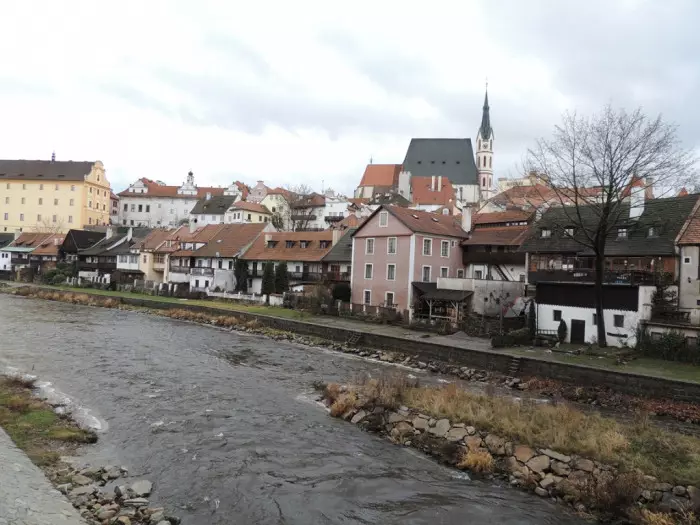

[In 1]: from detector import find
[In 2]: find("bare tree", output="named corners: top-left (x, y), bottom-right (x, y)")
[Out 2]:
top-left (33, 217), bottom-right (66, 233)
top-left (527, 105), bottom-right (696, 347)
top-left (273, 183), bottom-right (316, 231)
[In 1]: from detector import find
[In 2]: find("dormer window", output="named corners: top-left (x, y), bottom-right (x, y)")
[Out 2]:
top-left (267, 241), bottom-right (277, 248)
top-left (300, 240), bottom-right (310, 248)
top-left (320, 240), bottom-right (331, 249)
top-left (285, 240), bottom-right (296, 248)
top-left (565, 227), bottom-right (575, 237)
top-left (648, 227), bottom-right (657, 237)
top-left (540, 228), bottom-right (551, 238)
top-left (617, 228), bottom-right (627, 239)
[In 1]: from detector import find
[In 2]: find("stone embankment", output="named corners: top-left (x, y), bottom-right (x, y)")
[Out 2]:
top-left (320, 391), bottom-right (700, 523)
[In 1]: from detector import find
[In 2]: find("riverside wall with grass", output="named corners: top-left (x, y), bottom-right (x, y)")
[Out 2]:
top-left (321, 377), bottom-right (700, 525)
top-left (6, 285), bottom-right (700, 403)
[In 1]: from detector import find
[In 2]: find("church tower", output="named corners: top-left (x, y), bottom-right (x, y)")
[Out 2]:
top-left (476, 87), bottom-right (494, 200)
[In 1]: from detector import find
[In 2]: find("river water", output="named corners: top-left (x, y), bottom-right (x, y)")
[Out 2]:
top-left (0, 295), bottom-right (585, 524)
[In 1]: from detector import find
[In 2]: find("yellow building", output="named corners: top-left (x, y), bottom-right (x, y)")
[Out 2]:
top-left (0, 159), bottom-right (112, 233)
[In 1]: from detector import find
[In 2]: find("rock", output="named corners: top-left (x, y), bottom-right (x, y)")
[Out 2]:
top-left (123, 498), bottom-right (150, 507)
top-left (573, 458), bottom-right (594, 472)
top-left (391, 421), bottom-right (414, 438)
top-left (130, 480), bottom-right (153, 497)
top-left (641, 490), bottom-right (653, 501)
top-left (504, 442), bottom-right (514, 457)
top-left (388, 412), bottom-right (409, 424)
top-left (550, 460), bottom-right (571, 476)
top-left (484, 434), bottom-right (506, 455)
top-left (117, 517), bottom-right (132, 525)
top-left (659, 492), bottom-right (685, 513)
top-left (165, 516), bottom-right (182, 525)
top-left (540, 474), bottom-right (562, 490)
top-left (526, 455), bottom-right (551, 474)
top-left (539, 449), bottom-right (571, 463)
top-left (56, 483), bottom-right (71, 494)
top-left (428, 419), bottom-right (451, 437)
top-left (465, 436), bottom-right (483, 451)
top-left (80, 466), bottom-right (103, 478)
top-left (687, 486), bottom-right (700, 512)
top-left (535, 487), bottom-right (549, 497)
top-left (568, 470), bottom-right (590, 487)
top-left (156, 522), bottom-right (171, 525)
top-left (96, 509), bottom-right (117, 520)
top-left (115, 485), bottom-right (128, 497)
top-left (118, 508), bottom-right (137, 518)
top-left (505, 456), bottom-right (529, 476)
top-left (72, 474), bottom-right (93, 486)
top-left (412, 417), bottom-right (429, 431)
top-left (350, 410), bottom-right (367, 424)
top-left (452, 423), bottom-right (465, 428)
top-left (445, 427), bottom-right (468, 442)
top-left (673, 485), bottom-right (687, 497)
top-left (149, 510), bottom-right (165, 523)
top-left (653, 482), bottom-right (673, 492)
top-left (466, 426), bottom-right (476, 436)
top-left (513, 445), bottom-right (535, 463)
top-left (70, 485), bottom-right (96, 497)
top-left (105, 467), bottom-right (122, 480)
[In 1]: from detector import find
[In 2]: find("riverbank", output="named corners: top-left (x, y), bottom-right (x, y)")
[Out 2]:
top-left (319, 376), bottom-right (700, 524)
top-left (0, 374), bottom-right (181, 525)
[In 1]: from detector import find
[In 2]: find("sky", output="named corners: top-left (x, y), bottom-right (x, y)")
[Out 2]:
top-left (0, 0), bottom-right (698, 196)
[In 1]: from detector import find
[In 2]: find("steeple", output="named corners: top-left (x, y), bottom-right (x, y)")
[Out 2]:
top-left (475, 84), bottom-right (495, 202)
top-left (479, 86), bottom-right (492, 140)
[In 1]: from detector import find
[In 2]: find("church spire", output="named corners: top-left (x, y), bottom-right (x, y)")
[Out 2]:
top-left (479, 85), bottom-right (492, 140)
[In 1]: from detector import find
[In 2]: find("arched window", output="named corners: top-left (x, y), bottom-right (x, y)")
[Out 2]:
top-left (478, 140), bottom-right (482, 149)
top-left (482, 177), bottom-right (486, 187)
top-left (489, 157), bottom-right (492, 168)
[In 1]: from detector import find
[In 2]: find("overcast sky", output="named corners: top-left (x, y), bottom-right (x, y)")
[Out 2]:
top-left (0, 0), bottom-right (698, 195)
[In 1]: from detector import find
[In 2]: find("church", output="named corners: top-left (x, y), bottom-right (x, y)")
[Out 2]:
top-left (354, 88), bottom-right (495, 209)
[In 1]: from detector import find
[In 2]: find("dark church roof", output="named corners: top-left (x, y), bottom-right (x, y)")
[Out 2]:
top-left (479, 89), bottom-right (493, 140)
top-left (402, 138), bottom-right (479, 186)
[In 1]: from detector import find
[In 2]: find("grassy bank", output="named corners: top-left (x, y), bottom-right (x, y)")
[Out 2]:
top-left (0, 376), bottom-right (97, 465)
top-left (327, 375), bottom-right (700, 487)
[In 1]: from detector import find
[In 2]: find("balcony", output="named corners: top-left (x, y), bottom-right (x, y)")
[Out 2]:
top-left (169, 264), bottom-right (190, 274)
top-left (290, 214), bottom-right (317, 221)
top-left (288, 271), bottom-right (323, 282)
top-left (462, 251), bottom-right (525, 265)
top-left (324, 215), bottom-right (344, 223)
top-left (529, 269), bottom-right (661, 286)
top-left (323, 271), bottom-right (350, 281)
top-left (78, 259), bottom-right (116, 272)
top-left (190, 267), bottom-right (214, 276)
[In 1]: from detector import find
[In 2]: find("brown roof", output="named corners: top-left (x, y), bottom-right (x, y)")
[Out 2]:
top-left (0, 160), bottom-right (94, 181)
top-left (110, 192), bottom-right (119, 200)
top-left (677, 196), bottom-right (700, 245)
top-left (117, 178), bottom-right (225, 199)
top-left (358, 164), bottom-right (402, 187)
top-left (166, 225), bottom-right (229, 255)
top-left (411, 176), bottom-right (456, 206)
top-left (462, 226), bottom-right (530, 246)
top-left (191, 224), bottom-right (268, 258)
top-left (348, 198), bottom-right (369, 207)
top-left (292, 193), bottom-right (325, 208)
top-left (266, 187), bottom-right (296, 201)
top-left (137, 228), bottom-right (175, 251)
top-left (330, 214), bottom-right (362, 230)
top-left (32, 234), bottom-right (67, 256)
top-left (365, 205), bottom-right (468, 238)
top-left (473, 210), bottom-right (533, 225)
top-left (8, 232), bottom-right (50, 248)
top-left (242, 231), bottom-right (335, 262)
top-left (231, 201), bottom-right (271, 214)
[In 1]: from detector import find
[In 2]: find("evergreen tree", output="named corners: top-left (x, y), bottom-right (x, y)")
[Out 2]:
top-left (261, 262), bottom-right (276, 297)
top-left (274, 262), bottom-right (289, 294)
top-left (527, 301), bottom-right (536, 338)
top-left (234, 259), bottom-right (249, 292)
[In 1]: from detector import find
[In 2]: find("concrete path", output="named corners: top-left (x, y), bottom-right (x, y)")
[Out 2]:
top-left (0, 428), bottom-right (83, 524)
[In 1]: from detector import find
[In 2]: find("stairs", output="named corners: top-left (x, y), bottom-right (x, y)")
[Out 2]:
top-left (346, 332), bottom-right (363, 346)
top-left (508, 356), bottom-right (521, 376)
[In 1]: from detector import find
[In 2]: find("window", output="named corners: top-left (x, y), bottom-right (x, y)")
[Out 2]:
top-left (228, 260), bottom-right (233, 270)
top-left (138, 204), bottom-right (143, 212)
top-left (21, 197), bottom-right (25, 204)
top-left (285, 240), bottom-right (296, 248)
top-left (247, 214), bottom-right (251, 221)
top-left (565, 227), bottom-right (575, 237)
top-left (684, 256), bottom-right (692, 264)
top-left (457, 269), bottom-right (465, 278)
top-left (37, 214), bottom-right (41, 221)
top-left (195, 279), bottom-right (200, 288)
top-left (39, 184), bottom-right (43, 190)
top-left (123, 203), bottom-right (128, 212)
top-left (88, 200), bottom-right (92, 209)
top-left (387, 264), bottom-right (396, 280)
top-left (88, 217), bottom-right (92, 224)
top-left (474, 270), bottom-right (483, 279)
top-left (387, 237), bottom-right (397, 254)
top-left (592, 313), bottom-right (597, 325)
top-left (422, 266), bottom-right (431, 282)
top-left (70, 185), bottom-right (75, 191)
top-left (68, 216), bottom-right (73, 223)
top-left (22, 183), bottom-right (26, 190)
top-left (648, 227), bottom-right (656, 237)
top-left (103, 204), bottom-right (106, 211)
top-left (363, 290), bottom-right (371, 305)
top-left (89, 187), bottom-right (92, 194)
top-left (2, 213), bottom-right (7, 220)
top-left (300, 240), bottom-right (309, 248)
top-left (55, 184), bottom-right (59, 190)
top-left (130, 220), bottom-right (134, 226)
top-left (540, 228), bottom-right (551, 238)
top-left (441, 240), bottom-right (449, 257)
top-left (20, 213), bottom-right (24, 221)
top-left (423, 238), bottom-right (432, 256)
top-left (385, 292), bottom-right (395, 307)
top-left (146, 205), bottom-right (150, 213)
top-left (614, 314), bottom-right (624, 328)
top-left (4, 197), bottom-right (8, 204)
top-left (379, 211), bottom-right (388, 227)
top-left (365, 238), bottom-right (375, 255)
top-left (617, 228), bottom-right (627, 238)
top-left (364, 263), bottom-right (373, 279)
top-left (553, 310), bottom-right (562, 321)
top-left (69, 199), bottom-right (74, 206)
top-left (440, 267), bottom-right (449, 278)
top-left (131, 204), bottom-right (135, 212)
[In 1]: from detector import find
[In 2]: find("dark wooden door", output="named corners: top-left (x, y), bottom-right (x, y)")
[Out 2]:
top-left (570, 319), bottom-right (586, 344)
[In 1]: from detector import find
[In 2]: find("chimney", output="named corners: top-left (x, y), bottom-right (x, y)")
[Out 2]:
top-left (105, 227), bottom-right (113, 240)
top-left (127, 227), bottom-right (133, 241)
top-left (189, 219), bottom-right (197, 233)
top-left (461, 205), bottom-right (472, 233)
top-left (437, 176), bottom-right (442, 192)
top-left (644, 176), bottom-right (654, 200)
top-left (332, 228), bottom-right (342, 246)
top-left (205, 192), bottom-right (212, 201)
top-left (431, 175), bottom-right (436, 191)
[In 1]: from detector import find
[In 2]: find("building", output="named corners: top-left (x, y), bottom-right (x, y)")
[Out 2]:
top-left (261, 188), bottom-right (296, 230)
top-left (350, 205), bottom-right (469, 316)
top-left (497, 171), bottom-right (549, 193)
top-left (0, 158), bottom-right (112, 233)
top-left (222, 181), bottom-right (249, 202)
top-left (240, 230), bottom-right (338, 294)
top-left (225, 201), bottom-right (272, 224)
top-left (0, 233), bottom-right (14, 273)
top-left (59, 229), bottom-right (106, 262)
top-left (475, 89), bottom-right (495, 200)
top-left (134, 228), bottom-right (174, 284)
top-left (676, 196), bottom-right (700, 325)
top-left (118, 172), bottom-right (225, 227)
top-left (1, 232), bottom-right (66, 277)
top-left (165, 225), bottom-right (231, 287)
top-left (461, 209), bottom-right (533, 281)
top-left (189, 194), bottom-right (237, 226)
top-left (247, 181), bottom-right (269, 203)
top-left (77, 231), bottom-right (139, 284)
top-left (410, 175), bottom-right (458, 213)
top-left (321, 228), bottom-right (355, 283)
top-left (353, 164), bottom-right (406, 200)
top-left (289, 193), bottom-right (327, 231)
top-left (110, 192), bottom-right (119, 225)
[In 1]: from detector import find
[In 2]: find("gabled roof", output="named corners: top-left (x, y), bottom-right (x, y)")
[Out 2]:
top-left (265, 187), bottom-right (296, 201)
top-left (118, 178), bottom-right (225, 199)
top-left (520, 194), bottom-right (700, 256)
top-left (7, 232), bottom-right (51, 249)
top-left (677, 195), bottom-right (700, 245)
top-left (358, 205), bottom-right (468, 238)
top-left (358, 164), bottom-right (402, 188)
top-left (230, 201), bottom-right (272, 214)
top-left (322, 228), bottom-right (356, 262)
top-left (329, 214), bottom-right (364, 230)
top-left (0, 160), bottom-right (94, 181)
top-left (291, 193), bottom-right (325, 208)
top-left (136, 229), bottom-right (174, 251)
top-left (29, 234), bottom-right (67, 256)
top-left (402, 139), bottom-right (478, 186)
top-left (368, 192), bottom-right (411, 207)
top-left (411, 176), bottom-right (456, 206)
top-left (79, 235), bottom-right (128, 256)
top-left (242, 231), bottom-right (335, 262)
top-left (0, 233), bottom-right (14, 249)
top-left (472, 210), bottom-right (533, 226)
top-left (190, 195), bottom-right (237, 215)
top-left (463, 226), bottom-right (531, 246)
top-left (190, 224), bottom-right (269, 258)
top-left (64, 229), bottom-right (106, 251)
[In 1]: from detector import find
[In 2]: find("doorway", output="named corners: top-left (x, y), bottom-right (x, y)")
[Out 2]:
top-left (571, 319), bottom-right (586, 344)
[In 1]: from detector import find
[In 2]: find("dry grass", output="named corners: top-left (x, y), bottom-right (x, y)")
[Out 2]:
top-left (4, 375), bottom-right (36, 389)
top-left (329, 393), bottom-right (359, 417)
top-left (638, 509), bottom-right (698, 525)
top-left (457, 448), bottom-right (494, 473)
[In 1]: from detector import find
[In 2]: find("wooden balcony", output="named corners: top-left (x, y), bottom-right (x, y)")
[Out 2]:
top-left (529, 269), bottom-right (661, 285)
top-left (190, 267), bottom-right (214, 276)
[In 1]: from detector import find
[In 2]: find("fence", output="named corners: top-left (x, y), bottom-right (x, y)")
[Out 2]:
top-left (207, 290), bottom-right (284, 307)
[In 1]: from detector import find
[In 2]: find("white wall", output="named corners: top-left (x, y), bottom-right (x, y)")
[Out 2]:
top-left (467, 263), bottom-right (526, 282)
top-left (452, 184), bottom-right (480, 206)
top-left (537, 304), bottom-right (639, 347)
top-left (0, 250), bottom-right (11, 271)
top-left (116, 254), bottom-right (140, 271)
top-left (190, 213), bottom-right (225, 226)
top-left (119, 196), bottom-right (196, 227)
top-left (679, 246), bottom-right (700, 324)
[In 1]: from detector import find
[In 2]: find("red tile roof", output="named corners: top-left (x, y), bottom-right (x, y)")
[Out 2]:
top-left (473, 210), bottom-right (533, 225)
top-left (242, 231), bottom-right (335, 262)
top-left (292, 193), bottom-right (325, 208)
top-left (366, 205), bottom-right (468, 238)
top-left (165, 225), bottom-right (228, 255)
top-left (266, 187), bottom-right (296, 201)
top-left (463, 226), bottom-right (531, 246)
top-left (117, 178), bottom-right (225, 199)
top-left (230, 201), bottom-right (271, 214)
top-left (411, 176), bottom-right (456, 206)
top-left (677, 196), bottom-right (700, 245)
top-left (191, 224), bottom-right (269, 257)
top-left (8, 232), bottom-right (50, 248)
top-left (31, 234), bottom-right (67, 256)
top-left (358, 164), bottom-right (402, 187)
top-left (137, 228), bottom-right (175, 251)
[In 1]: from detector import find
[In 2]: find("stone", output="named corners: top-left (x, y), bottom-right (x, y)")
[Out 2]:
top-left (513, 445), bottom-right (536, 463)
top-left (105, 467), bottom-right (122, 480)
top-left (70, 485), bottom-right (96, 497)
top-left (653, 482), bottom-right (673, 492)
top-left (452, 423), bottom-right (465, 428)
top-left (123, 498), bottom-right (150, 507)
top-left (156, 522), bottom-right (171, 525)
top-left (428, 419), bottom-right (451, 437)
top-left (688, 486), bottom-right (700, 511)
top-left (80, 466), bottom-right (103, 478)
top-left (539, 449), bottom-right (571, 463)
top-left (466, 426), bottom-right (476, 436)
top-left (573, 458), bottom-right (594, 472)
top-left (412, 417), bottom-right (429, 431)
top-left (568, 470), bottom-right (590, 487)
top-left (673, 485), bottom-right (687, 497)
top-left (445, 427), bottom-right (468, 442)
top-left (118, 508), bottom-right (137, 518)
top-left (115, 485), bottom-right (128, 497)
top-left (388, 412), bottom-right (408, 424)
top-left (72, 474), bottom-right (93, 486)
top-left (96, 509), bottom-right (117, 520)
top-left (350, 410), bottom-right (367, 424)
top-left (505, 456), bottom-right (529, 476)
top-left (535, 487), bottom-right (549, 497)
top-left (540, 474), bottom-right (562, 490)
top-left (550, 460), bottom-right (571, 476)
top-left (465, 436), bottom-right (483, 451)
top-left (391, 421), bottom-right (414, 438)
top-left (659, 492), bottom-right (685, 513)
top-left (504, 442), bottom-right (514, 457)
top-left (149, 510), bottom-right (165, 523)
top-left (130, 480), bottom-right (153, 497)
top-left (641, 490), bottom-right (653, 501)
top-left (484, 434), bottom-right (506, 455)
top-left (117, 517), bottom-right (132, 525)
top-left (57, 483), bottom-right (71, 494)
top-left (526, 455), bottom-right (551, 474)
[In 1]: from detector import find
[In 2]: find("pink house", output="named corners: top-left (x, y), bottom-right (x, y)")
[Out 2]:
top-left (351, 205), bottom-right (469, 316)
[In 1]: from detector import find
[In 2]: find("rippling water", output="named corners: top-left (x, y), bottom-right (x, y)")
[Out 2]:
top-left (0, 295), bottom-right (585, 524)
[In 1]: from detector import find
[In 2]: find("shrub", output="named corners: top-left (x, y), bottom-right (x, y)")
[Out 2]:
top-left (491, 327), bottom-right (530, 348)
top-left (274, 262), bottom-right (289, 294)
top-left (557, 319), bottom-right (567, 343)
top-left (527, 301), bottom-right (536, 337)
top-left (332, 282), bottom-right (351, 302)
top-left (638, 329), bottom-right (700, 364)
top-left (457, 448), bottom-right (494, 473)
top-left (329, 393), bottom-right (358, 417)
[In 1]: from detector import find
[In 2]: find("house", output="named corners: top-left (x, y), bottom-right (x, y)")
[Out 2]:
top-left (110, 192), bottom-right (119, 224)
top-left (222, 181), bottom-right (249, 202)
top-left (520, 193), bottom-right (700, 346)
top-left (0, 233), bottom-right (14, 273)
top-left (59, 229), bottom-right (106, 263)
top-left (240, 230), bottom-right (338, 293)
top-left (2, 232), bottom-right (67, 277)
top-left (118, 172), bottom-right (225, 227)
top-left (675, 196), bottom-right (700, 325)
top-left (321, 190), bottom-right (351, 227)
top-left (165, 225), bottom-right (226, 286)
top-left (410, 175), bottom-right (458, 213)
top-left (224, 201), bottom-right (272, 224)
top-left (321, 228), bottom-right (355, 282)
top-left (135, 228), bottom-right (174, 284)
top-left (350, 205), bottom-right (469, 317)
top-left (461, 208), bottom-right (533, 281)
top-left (0, 157), bottom-right (112, 233)
top-left (289, 193), bottom-right (327, 231)
top-left (114, 233), bottom-right (150, 284)
top-left (261, 188), bottom-right (296, 230)
top-left (353, 164), bottom-right (406, 200)
top-left (77, 231), bottom-right (137, 284)
top-left (189, 194), bottom-right (237, 226)
top-left (247, 181), bottom-right (269, 203)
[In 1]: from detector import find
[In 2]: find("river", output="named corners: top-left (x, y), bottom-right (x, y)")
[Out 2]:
top-left (0, 294), bottom-right (585, 524)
